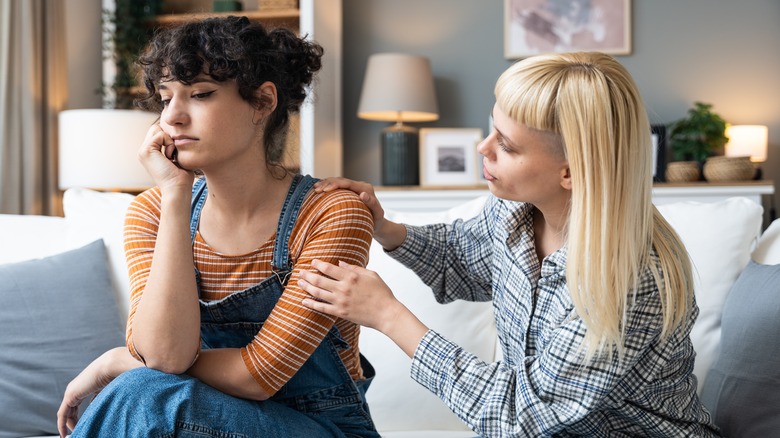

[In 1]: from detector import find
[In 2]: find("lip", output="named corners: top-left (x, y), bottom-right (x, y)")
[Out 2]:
top-left (172, 135), bottom-right (198, 147)
top-left (483, 165), bottom-right (495, 181)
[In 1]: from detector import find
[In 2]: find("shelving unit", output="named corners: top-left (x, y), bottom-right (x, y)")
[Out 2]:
top-left (375, 181), bottom-right (775, 214)
top-left (154, 9), bottom-right (300, 28)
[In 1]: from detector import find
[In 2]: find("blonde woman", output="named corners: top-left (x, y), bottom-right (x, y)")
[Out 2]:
top-left (299, 52), bottom-right (721, 436)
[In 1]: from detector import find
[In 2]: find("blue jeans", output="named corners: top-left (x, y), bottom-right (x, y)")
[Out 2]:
top-left (75, 367), bottom-right (347, 437)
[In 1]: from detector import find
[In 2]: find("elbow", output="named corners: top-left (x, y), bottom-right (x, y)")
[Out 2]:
top-left (142, 354), bottom-right (197, 375)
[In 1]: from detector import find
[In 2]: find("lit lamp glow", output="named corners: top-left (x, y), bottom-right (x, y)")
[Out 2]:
top-left (357, 53), bottom-right (438, 186)
top-left (725, 124), bottom-right (768, 179)
top-left (58, 109), bottom-right (158, 191)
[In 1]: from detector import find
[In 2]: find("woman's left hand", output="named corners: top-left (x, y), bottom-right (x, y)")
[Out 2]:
top-left (299, 260), bottom-right (431, 358)
top-left (57, 347), bottom-right (142, 437)
top-left (299, 260), bottom-right (399, 332)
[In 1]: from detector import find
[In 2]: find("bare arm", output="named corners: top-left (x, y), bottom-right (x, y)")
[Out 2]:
top-left (127, 124), bottom-right (201, 373)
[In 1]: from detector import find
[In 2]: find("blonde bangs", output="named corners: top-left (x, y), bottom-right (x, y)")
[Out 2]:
top-left (495, 55), bottom-right (562, 134)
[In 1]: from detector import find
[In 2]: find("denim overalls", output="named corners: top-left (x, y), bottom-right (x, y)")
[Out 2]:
top-left (71, 175), bottom-right (379, 438)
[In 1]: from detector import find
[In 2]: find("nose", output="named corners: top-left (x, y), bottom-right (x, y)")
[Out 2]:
top-left (161, 97), bottom-right (189, 126)
top-left (477, 131), bottom-right (496, 160)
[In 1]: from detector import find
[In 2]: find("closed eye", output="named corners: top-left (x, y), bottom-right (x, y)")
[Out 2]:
top-left (497, 135), bottom-right (512, 153)
top-left (193, 91), bottom-right (215, 100)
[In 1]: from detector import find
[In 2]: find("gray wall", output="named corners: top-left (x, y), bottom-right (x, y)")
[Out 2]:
top-left (342, 0), bottom-right (780, 216)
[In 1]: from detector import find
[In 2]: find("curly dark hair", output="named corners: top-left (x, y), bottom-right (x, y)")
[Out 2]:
top-left (135, 16), bottom-right (323, 173)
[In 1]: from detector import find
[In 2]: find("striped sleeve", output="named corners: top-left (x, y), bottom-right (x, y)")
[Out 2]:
top-left (122, 188), bottom-right (164, 361)
top-left (239, 188), bottom-right (373, 395)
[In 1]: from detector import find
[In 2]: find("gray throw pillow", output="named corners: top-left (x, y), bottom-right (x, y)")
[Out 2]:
top-left (0, 240), bottom-right (125, 438)
top-left (700, 260), bottom-right (780, 437)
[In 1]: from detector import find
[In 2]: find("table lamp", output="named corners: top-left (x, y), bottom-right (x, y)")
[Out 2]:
top-left (357, 53), bottom-right (439, 186)
top-left (725, 125), bottom-right (768, 179)
top-left (59, 109), bottom-right (158, 192)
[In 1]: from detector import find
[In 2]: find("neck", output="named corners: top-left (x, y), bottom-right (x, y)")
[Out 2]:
top-left (201, 168), bottom-right (292, 221)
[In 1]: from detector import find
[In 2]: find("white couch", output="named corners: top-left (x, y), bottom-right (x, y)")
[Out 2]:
top-left (1, 188), bottom-right (779, 438)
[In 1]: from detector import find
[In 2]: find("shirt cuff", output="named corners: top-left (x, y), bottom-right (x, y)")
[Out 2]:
top-left (410, 329), bottom-right (461, 394)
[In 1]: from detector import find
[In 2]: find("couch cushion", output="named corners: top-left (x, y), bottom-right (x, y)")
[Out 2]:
top-left (361, 196), bottom-right (494, 433)
top-left (62, 188), bottom-right (135, 324)
top-left (656, 197), bottom-right (763, 393)
top-left (0, 240), bottom-right (125, 438)
top-left (751, 218), bottom-right (780, 264)
top-left (699, 260), bottom-right (780, 436)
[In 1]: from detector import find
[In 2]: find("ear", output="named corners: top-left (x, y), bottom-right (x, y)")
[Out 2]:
top-left (560, 165), bottom-right (572, 191)
top-left (255, 81), bottom-right (278, 115)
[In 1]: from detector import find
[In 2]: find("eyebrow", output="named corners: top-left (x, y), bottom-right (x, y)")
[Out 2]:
top-left (158, 76), bottom-right (220, 90)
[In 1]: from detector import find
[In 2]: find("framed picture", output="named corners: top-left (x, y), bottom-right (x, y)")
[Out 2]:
top-left (504, 0), bottom-right (632, 59)
top-left (420, 128), bottom-right (483, 187)
top-left (651, 124), bottom-right (667, 182)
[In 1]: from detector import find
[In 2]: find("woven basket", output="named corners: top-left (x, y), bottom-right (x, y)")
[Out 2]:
top-left (258, 0), bottom-right (297, 9)
top-left (703, 156), bottom-right (756, 182)
top-left (665, 161), bottom-right (701, 183)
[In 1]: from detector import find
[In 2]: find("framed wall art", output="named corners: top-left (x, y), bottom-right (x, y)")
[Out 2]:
top-left (504, 0), bottom-right (632, 59)
top-left (419, 128), bottom-right (483, 187)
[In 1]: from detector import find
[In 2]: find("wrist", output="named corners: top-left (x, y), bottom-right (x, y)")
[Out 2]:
top-left (104, 347), bottom-right (142, 378)
top-left (378, 301), bottom-right (429, 358)
top-left (375, 221), bottom-right (407, 251)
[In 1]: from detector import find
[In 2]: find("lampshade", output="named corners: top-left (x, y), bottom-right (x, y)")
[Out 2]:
top-left (357, 53), bottom-right (439, 123)
top-left (725, 125), bottom-right (768, 163)
top-left (58, 109), bottom-right (158, 190)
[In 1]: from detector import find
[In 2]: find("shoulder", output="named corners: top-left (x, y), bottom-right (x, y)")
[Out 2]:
top-left (301, 188), bottom-right (372, 221)
top-left (127, 187), bottom-right (163, 218)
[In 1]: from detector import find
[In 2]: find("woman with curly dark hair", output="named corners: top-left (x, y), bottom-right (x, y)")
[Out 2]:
top-left (57, 16), bottom-right (379, 438)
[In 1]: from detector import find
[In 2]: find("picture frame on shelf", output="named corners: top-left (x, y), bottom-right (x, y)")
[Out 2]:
top-left (503, 0), bottom-right (632, 59)
top-left (420, 128), bottom-right (483, 187)
top-left (651, 124), bottom-right (667, 182)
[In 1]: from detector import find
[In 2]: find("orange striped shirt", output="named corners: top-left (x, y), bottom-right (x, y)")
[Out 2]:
top-left (123, 184), bottom-right (373, 395)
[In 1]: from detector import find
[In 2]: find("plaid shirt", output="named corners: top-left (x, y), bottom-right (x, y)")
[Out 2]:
top-left (389, 196), bottom-right (720, 437)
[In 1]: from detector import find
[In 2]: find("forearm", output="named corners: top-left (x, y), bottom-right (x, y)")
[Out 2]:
top-left (374, 219), bottom-right (408, 251)
top-left (378, 300), bottom-right (429, 358)
top-left (187, 348), bottom-right (271, 401)
top-left (131, 188), bottom-right (201, 372)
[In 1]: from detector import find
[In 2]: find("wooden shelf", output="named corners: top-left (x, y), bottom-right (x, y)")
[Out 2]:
top-left (153, 9), bottom-right (300, 27)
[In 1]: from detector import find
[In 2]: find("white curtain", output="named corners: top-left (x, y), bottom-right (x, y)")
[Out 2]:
top-left (0, 0), bottom-right (67, 215)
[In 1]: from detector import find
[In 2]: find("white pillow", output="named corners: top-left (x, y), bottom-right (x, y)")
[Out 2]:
top-left (361, 196), bottom-right (496, 433)
top-left (657, 197), bottom-right (763, 394)
top-left (752, 218), bottom-right (780, 265)
top-left (63, 188), bottom-right (136, 324)
top-left (0, 214), bottom-right (71, 264)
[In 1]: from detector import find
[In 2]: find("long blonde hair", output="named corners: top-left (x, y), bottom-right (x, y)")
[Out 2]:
top-left (495, 52), bottom-right (693, 357)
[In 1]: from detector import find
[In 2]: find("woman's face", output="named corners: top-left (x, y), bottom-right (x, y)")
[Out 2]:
top-left (158, 75), bottom-right (263, 172)
top-left (478, 104), bottom-right (570, 205)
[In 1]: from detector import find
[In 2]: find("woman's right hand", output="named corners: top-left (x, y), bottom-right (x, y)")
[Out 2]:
top-left (137, 123), bottom-right (194, 192)
top-left (314, 177), bottom-right (385, 230)
top-left (57, 347), bottom-right (142, 437)
top-left (314, 177), bottom-right (408, 250)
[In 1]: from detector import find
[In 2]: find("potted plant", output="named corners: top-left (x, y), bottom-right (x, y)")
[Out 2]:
top-left (665, 102), bottom-right (729, 182)
top-left (102, 0), bottom-right (161, 109)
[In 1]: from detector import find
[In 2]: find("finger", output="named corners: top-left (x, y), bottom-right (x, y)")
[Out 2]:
top-left (309, 258), bottom-right (353, 281)
top-left (297, 276), bottom-right (339, 303)
top-left (301, 297), bottom-right (339, 316)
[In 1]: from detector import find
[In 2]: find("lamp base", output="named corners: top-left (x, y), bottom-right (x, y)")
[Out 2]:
top-left (381, 123), bottom-right (419, 186)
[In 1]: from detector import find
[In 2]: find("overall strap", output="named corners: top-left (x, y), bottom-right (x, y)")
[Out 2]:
top-left (271, 174), bottom-right (318, 273)
top-left (190, 177), bottom-right (208, 242)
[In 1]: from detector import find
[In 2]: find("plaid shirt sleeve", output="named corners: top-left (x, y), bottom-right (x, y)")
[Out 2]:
top-left (387, 195), bottom-right (503, 303)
